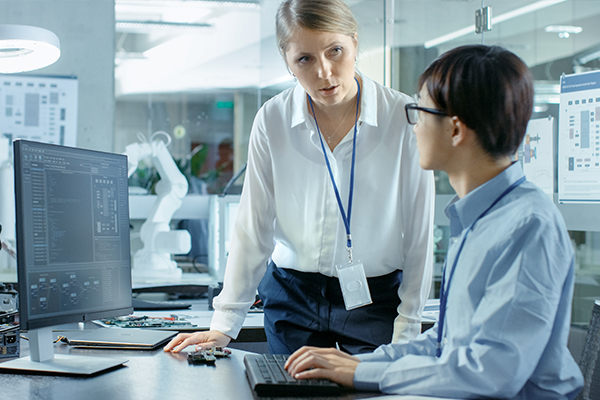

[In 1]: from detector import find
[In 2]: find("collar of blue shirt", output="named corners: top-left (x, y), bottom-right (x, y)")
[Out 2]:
top-left (445, 162), bottom-right (525, 237)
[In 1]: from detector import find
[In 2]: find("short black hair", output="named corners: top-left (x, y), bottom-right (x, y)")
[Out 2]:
top-left (418, 45), bottom-right (534, 158)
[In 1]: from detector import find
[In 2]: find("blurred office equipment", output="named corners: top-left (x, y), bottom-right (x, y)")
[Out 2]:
top-left (0, 24), bottom-right (60, 73)
top-left (516, 117), bottom-right (555, 197)
top-left (125, 131), bottom-right (191, 283)
top-left (0, 282), bottom-right (19, 359)
top-left (577, 299), bottom-right (600, 400)
top-left (0, 140), bottom-right (132, 375)
top-left (0, 138), bottom-right (15, 271)
top-left (208, 194), bottom-right (240, 282)
top-left (221, 163), bottom-right (246, 197)
top-left (207, 164), bottom-right (245, 281)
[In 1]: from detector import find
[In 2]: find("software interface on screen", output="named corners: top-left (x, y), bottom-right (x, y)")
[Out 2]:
top-left (15, 140), bottom-right (132, 330)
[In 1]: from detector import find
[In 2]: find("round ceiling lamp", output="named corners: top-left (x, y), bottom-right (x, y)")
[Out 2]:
top-left (0, 24), bottom-right (61, 73)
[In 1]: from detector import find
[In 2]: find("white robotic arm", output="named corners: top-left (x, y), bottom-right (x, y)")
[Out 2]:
top-left (125, 132), bottom-right (191, 282)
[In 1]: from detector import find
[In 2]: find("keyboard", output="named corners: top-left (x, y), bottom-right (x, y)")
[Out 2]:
top-left (244, 353), bottom-right (342, 397)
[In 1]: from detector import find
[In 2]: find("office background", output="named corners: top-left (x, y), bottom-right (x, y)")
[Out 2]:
top-left (1, 0), bottom-right (599, 328)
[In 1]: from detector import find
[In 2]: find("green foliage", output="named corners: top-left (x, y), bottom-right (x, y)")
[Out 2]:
top-left (128, 160), bottom-right (160, 194)
top-left (190, 145), bottom-right (208, 178)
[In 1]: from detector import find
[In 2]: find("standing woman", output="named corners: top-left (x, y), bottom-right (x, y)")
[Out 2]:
top-left (164, 0), bottom-right (434, 355)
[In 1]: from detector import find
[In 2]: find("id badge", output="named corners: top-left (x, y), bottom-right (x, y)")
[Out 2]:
top-left (336, 261), bottom-right (372, 311)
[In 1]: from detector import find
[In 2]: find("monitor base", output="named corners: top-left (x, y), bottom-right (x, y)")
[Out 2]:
top-left (0, 354), bottom-right (127, 375)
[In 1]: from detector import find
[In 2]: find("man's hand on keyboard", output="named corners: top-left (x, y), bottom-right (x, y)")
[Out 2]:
top-left (284, 346), bottom-right (360, 388)
top-left (163, 330), bottom-right (232, 353)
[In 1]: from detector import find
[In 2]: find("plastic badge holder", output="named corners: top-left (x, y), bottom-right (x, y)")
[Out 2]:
top-left (336, 261), bottom-right (372, 310)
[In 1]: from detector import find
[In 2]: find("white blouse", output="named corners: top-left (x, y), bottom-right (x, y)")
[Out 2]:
top-left (211, 72), bottom-right (434, 343)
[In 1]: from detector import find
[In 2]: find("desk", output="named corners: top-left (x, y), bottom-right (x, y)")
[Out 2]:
top-left (128, 299), bottom-right (432, 344)
top-left (125, 297), bottom-right (267, 348)
top-left (0, 339), bottom-right (452, 400)
top-left (1, 339), bottom-right (257, 400)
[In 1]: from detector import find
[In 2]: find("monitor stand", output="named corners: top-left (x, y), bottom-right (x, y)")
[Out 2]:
top-left (0, 327), bottom-right (127, 375)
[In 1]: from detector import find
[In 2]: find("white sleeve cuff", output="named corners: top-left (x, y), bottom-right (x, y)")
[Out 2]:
top-left (209, 308), bottom-right (246, 339)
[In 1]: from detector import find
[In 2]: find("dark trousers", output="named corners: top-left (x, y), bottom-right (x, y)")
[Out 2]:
top-left (257, 261), bottom-right (402, 355)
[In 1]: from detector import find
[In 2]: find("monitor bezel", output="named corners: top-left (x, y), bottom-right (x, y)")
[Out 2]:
top-left (13, 139), bottom-right (133, 331)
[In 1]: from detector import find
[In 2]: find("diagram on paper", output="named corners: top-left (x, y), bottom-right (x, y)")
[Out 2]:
top-left (0, 75), bottom-right (78, 147)
top-left (517, 117), bottom-right (554, 197)
top-left (558, 70), bottom-right (600, 202)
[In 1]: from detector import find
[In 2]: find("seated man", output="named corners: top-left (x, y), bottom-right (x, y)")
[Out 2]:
top-left (285, 44), bottom-right (584, 399)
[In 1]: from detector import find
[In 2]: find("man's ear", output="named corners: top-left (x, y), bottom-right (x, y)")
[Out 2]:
top-left (450, 116), bottom-right (471, 147)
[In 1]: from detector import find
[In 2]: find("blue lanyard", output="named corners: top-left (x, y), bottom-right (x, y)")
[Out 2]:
top-left (308, 77), bottom-right (360, 262)
top-left (436, 175), bottom-right (525, 357)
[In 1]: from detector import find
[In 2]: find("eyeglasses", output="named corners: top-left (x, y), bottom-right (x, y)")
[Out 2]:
top-left (405, 103), bottom-right (448, 125)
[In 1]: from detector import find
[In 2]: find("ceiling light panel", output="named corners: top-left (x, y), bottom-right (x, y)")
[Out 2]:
top-left (0, 24), bottom-right (61, 73)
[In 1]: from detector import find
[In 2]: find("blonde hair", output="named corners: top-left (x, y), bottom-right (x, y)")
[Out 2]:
top-left (276, 0), bottom-right (358, 55)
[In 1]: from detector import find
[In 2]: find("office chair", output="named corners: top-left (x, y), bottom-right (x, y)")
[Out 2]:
top-left (578, 299), bottom-right (600, 400)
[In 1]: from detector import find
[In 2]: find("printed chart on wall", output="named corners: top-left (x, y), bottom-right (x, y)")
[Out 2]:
top-left (558, 70), bottom-right (600, 203)
top-left (517, 117), bottom-right (554, 197)
top-left (0, 74), bottom-right (78, 147)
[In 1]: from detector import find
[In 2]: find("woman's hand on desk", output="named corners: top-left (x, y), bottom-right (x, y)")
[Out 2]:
top-left (284, 346), bottom-right (360, 388)
top-left (163, 330), bottom-right (232, 353)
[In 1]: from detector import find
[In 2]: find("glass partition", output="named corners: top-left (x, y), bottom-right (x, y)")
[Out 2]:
top-left (387, 0), bottom-right (600, 326)
top-left (113, 0), bottom-right (390, 274)
top-left (113, 0), bottom-right (600, 324)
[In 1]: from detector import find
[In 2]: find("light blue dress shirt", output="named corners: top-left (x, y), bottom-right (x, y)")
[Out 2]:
top-left (354, 163), bottom-right (583, 399)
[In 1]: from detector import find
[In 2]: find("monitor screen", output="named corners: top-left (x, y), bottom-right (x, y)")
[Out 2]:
top-left (13, 140), bottom-right (132, 331)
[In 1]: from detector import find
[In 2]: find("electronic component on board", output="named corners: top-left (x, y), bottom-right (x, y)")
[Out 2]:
top-left (0, 284), bottom-right (19, 359)
top-left (211, 347), bottom-right (231, 358)
top-left (187, 346), bottom-right (231, 365)
top-left (187, 351), bottom-right (216, 365)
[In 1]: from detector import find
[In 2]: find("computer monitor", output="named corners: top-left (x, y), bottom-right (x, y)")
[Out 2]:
top-left (0, 139), bottom-right (132, 375)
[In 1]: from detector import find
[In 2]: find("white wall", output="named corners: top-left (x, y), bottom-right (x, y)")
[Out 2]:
top-left (0, 0), bottom-right (115, 152)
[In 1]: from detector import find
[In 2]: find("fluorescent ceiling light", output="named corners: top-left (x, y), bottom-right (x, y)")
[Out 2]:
top-left (425, 0), bottom-right (568, 49)
top-left (0, 24), bottom-right (60, 73)
top-left (116, 20), bottom-right (212, 30)
top-left (116, 0), bottom-right (259, 10)
top-left (545, 24), bottom-right (582, 38)
top-left (116, 3), bottom-right (212, 21)
top-left (544, 25), bottom-right (583, 34)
